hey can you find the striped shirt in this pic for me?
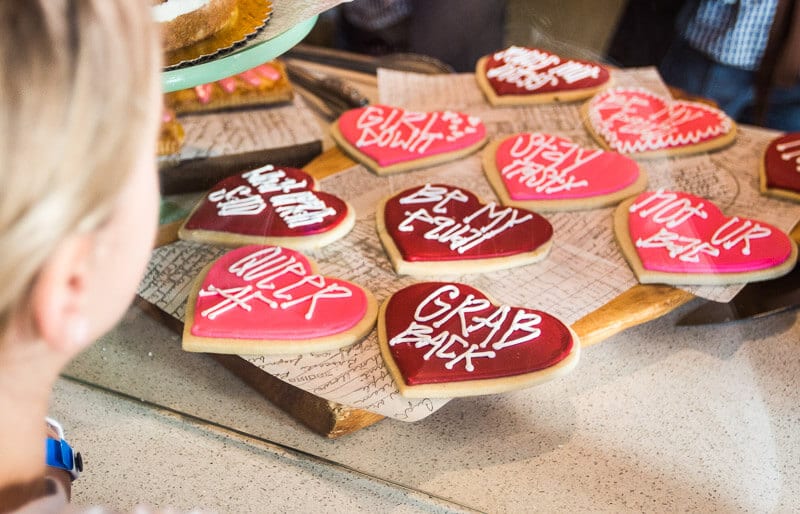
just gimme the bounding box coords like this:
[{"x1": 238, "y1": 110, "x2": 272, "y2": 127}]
[{"x1": 681, "y1": 0, "x2": 779, "y2": 70}]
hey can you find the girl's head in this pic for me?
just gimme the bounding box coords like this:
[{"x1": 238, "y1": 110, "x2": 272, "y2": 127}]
[{"x1": 0, "y1": 1, "x2": 162, "y2": 354}]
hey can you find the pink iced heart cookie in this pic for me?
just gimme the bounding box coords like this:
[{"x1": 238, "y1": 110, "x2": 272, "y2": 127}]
[
  {"x1": 760, "y1": 132, "x2": 800, "y2": 202},
  {"x1": 584, "y1": 88, "x2": 736, "y2": 158},
  {"x1": 183, "y1": 245, "x2": 378, "y2": 355},
  {"x1": 614, "y1": 189, "x2": 797, "y2": 285},
  {"x1": 178, "y1": 164, "x2": 355, "y2": 250},
  {"x1": 378, "y1": 282, "x2": 580, "y2": 398},
  {"x1": 330, "y1": 104, "x2": 487, "y2": 175},
  {"x1": 476, "y1": 46, "x2": 611, "y2": 105},
  {"x1": 376, "y1": 183, "x2": 554, "y2": 276},
  {"x1": 483, "y1": 132, "x2": 647, "y2": 211}
]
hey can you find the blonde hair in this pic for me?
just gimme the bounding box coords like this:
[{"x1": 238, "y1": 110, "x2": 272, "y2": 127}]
[{"x1": 0, "y1": 1, "x2": 161, "y2": 335}]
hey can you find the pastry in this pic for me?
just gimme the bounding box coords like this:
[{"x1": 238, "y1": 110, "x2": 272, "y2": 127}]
[
  {"x1": 157, "y1": 108, "x2": 185, "y2": 156},
  {"x1": 759, "y1": 132, "x2": 800, "y2": 202},
  {"x1": 483, "y1": 132, "x2": 646, "y2": 211},
  {"x1": 330, "y1": 105, "x2": 487, "y2": 175},
  {"x1": 164, "y1": 61, "x2": 293, "y2": 114},
  {"x1": 583, "y1": 87, "x2": 737, "y2": 158},
  {"x1": 475, "y1": 46, "x2": 611, "y2": 105},
  {"x1": 376, "y1": 183, "x2": 553, "y2": 275},
  {"x1": 178, "y1": 164, "x2": 355, "y2": 250},
  {"x1": 153, "y1": 0, "x2": 238, "y2": 52},
  {"x1": 183, "y1": 245, "x2": 378, "y2": 355},
  {"x1": 615, "y1": 189, "x2": 797, "y2": 285},
  {"x1": 377, "y1": 282, "x2": 580, "y2": 398}
]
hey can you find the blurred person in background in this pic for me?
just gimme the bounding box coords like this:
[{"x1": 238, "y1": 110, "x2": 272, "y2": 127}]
[
  {"x1": 659, "y1": 0, "x2": 800, "y2": 131},
  {"x1": 332, "y1": 0, "x2": 507, "y2": 72}
]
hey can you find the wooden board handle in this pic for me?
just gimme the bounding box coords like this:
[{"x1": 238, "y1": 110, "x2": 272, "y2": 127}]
[
  {"x1": 303, "y1": 146, "x2": 358, "y2": 179},
  {"x1": 572, "y1": 285, "x2": 694, "y2": 347}
]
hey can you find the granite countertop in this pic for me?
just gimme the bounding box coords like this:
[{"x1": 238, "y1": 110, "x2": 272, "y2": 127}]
[{"x1": 55, "y1": 298, "x2": 800, "y2": 512}]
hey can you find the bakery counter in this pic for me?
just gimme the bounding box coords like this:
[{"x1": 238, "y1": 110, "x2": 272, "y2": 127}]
[
  {"x1": 56, "y1": 54, "x2": 800, "y2": 512},
  {"x1": 57, "y1": 296, "x2": 800, "y2": 512}
]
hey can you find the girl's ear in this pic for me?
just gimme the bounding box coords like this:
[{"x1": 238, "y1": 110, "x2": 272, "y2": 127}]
[{"x1": 29, "y1": 233, "x2": 94, "y2": 355}]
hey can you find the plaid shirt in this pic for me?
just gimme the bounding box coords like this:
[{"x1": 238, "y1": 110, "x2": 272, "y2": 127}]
[{"x1": 681, "y1": 0, "x2": 779, "y2": 70}]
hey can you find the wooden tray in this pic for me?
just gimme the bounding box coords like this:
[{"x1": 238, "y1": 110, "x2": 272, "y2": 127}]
[{"x1": 148, "y1": 146, "x2": 707, "y2": 438}]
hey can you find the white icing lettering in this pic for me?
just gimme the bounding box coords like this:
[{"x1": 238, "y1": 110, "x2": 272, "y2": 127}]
[
  {"x1": 228, "y1": 247, "x2": 302, "y2": 285},
  {"x1": 414, "y1": 284, "x2": 460, "y2": 323},
  {"x1": 549, "y1": 60, "x2": 601, "y2": 84},
  {"x1": 631, "y1": 191, "x2": 773, "y2": 262},
  {"x1": 390, "y1": 284, "x2": 544, "y2": 373},
  {"x1": 635, "y1": 227, "x2": 719, "y2": 262},
  {"x1": 398, "y1": 183, "x2": 468, "y2": 213},
  {"x1": 270, "y1": 191, "x2": 336, "y2": 229},
  {"x1": 277, "y1": 281, "x2": 353, "y2": 320},
  {"x1": 442, "y1": 344, "x2": 496, "y2": 372},
  {"x1": 487, "y1": 46, "x2": 600, "y2": 91},
  {"x1": 629, "y1": 189, "x2": 707, "y2": 228},
  {"x1": 198, "y1": 285, "x2": 277, "y2": 320},
  {"x1": 208, "y1": 185, "x2": 266, "y2": 216},
  {"x1": 500, "y1": 134, "x2": 596, "y2": 194},
  {"x1": 396, "y1": 185, "x2": 534, "y2": 254},
  {"x1": 776, "y1": 139, "x2": 800, "y2": 172},
  {"x1": 353, "y1": 106, "x2": 477, "y2": 154},
  {"x1": 710, "y1": 217, "x2": 771, "y2": 256},
  {"x1": 493, "y1": 310, "x2": 543, "y2": 350},
  {"x1": 199, "y1": 247, "x2": 353, "y2": 321},
  {"x1": 242, "y1": 164, "x2": 310, "y2": 194},
  {"x1": 589, "y1": 89, "x2": 732, "y2": 154}
]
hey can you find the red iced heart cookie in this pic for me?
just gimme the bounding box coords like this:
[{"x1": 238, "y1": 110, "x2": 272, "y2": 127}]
[
  {"x1": 760, "y1": 132, "x2": 800, "y2": 202},
  {"x1": 183, "y1": 245, "x2": 378, "y2": 355},
  {"x1": 483, "y1": 132, "x2": 646, "y2": 211},
  {"x1": 584, "y1": 88, "x2": 736, "y2": 158},
  {"x1": 378, "y1": 282, "x2": 580, "y2": 398},
  {"x1": 179, "y1": 164, "x2": 355, "y2": 250},
  {"x1": 614, "y1": 189, "x2": 797, "y2": 285},
  {"x1": 376, "y1": 183, "x2": 554, "y2": 275},
  {"x1": 476, "y1": 46, "x2": 611, "y2": 105},
  {"x1": 330, "y1": 104, "x2": 487, "y2": 175}
]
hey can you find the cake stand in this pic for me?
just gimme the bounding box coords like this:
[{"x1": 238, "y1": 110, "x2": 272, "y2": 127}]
[{"x1": 161, "y1": 14, "x2": 318, "y2": 93}]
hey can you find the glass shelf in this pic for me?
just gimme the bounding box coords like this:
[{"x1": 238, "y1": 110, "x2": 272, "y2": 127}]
[{"x1": 161, "y1": 15, "x2": 318, "y2": 93}]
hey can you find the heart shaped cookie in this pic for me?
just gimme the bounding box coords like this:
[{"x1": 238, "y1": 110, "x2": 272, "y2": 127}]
[
  {"x1": 475, "y1": 46, "x2": 611, "y2": 105},
  {"x1": 760, "y1": 132, "x2": 800, "y2": 202},
  {"x1": 183, "y1": 245, "x2": 378, "y2": 355},
  {"x1": 483, "y1": 132, "x2": 647, "y2": 211},
  {"x1": 330, "y1": 104, "x2": 487, "y2": 175},
  {"x1": 584, "y1": 88, "x2": 736, "y2": 158},
  {"x1": 376, "y1": 183, "x2": 554, "y2": 275},
  {"x1": 615, "y1": 189, "x2": 797, "y2": 285},
  {"x1": 179, "y1": 164, "x2": 355, "y2": 250},
  {"x1": 378, "y1": 282, "x2": 580, "y2": 398}
]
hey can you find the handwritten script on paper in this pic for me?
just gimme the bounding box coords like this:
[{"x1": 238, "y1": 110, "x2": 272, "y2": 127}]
[
  {"x1": 139, "y1": 68, "x2": 800, "y2": 422},
  {"x1": 160, "y1": 96, "x2": 322, "y2": 164}
]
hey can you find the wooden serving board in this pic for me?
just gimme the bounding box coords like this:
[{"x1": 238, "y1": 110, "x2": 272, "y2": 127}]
[{"x1": 149, "y1": 146, "x2": 712, "y2": 438}]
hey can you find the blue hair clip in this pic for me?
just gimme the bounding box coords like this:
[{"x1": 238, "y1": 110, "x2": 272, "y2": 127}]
[{"x1": 45, "y1": 417, "x2": 83, "y2": 481}]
